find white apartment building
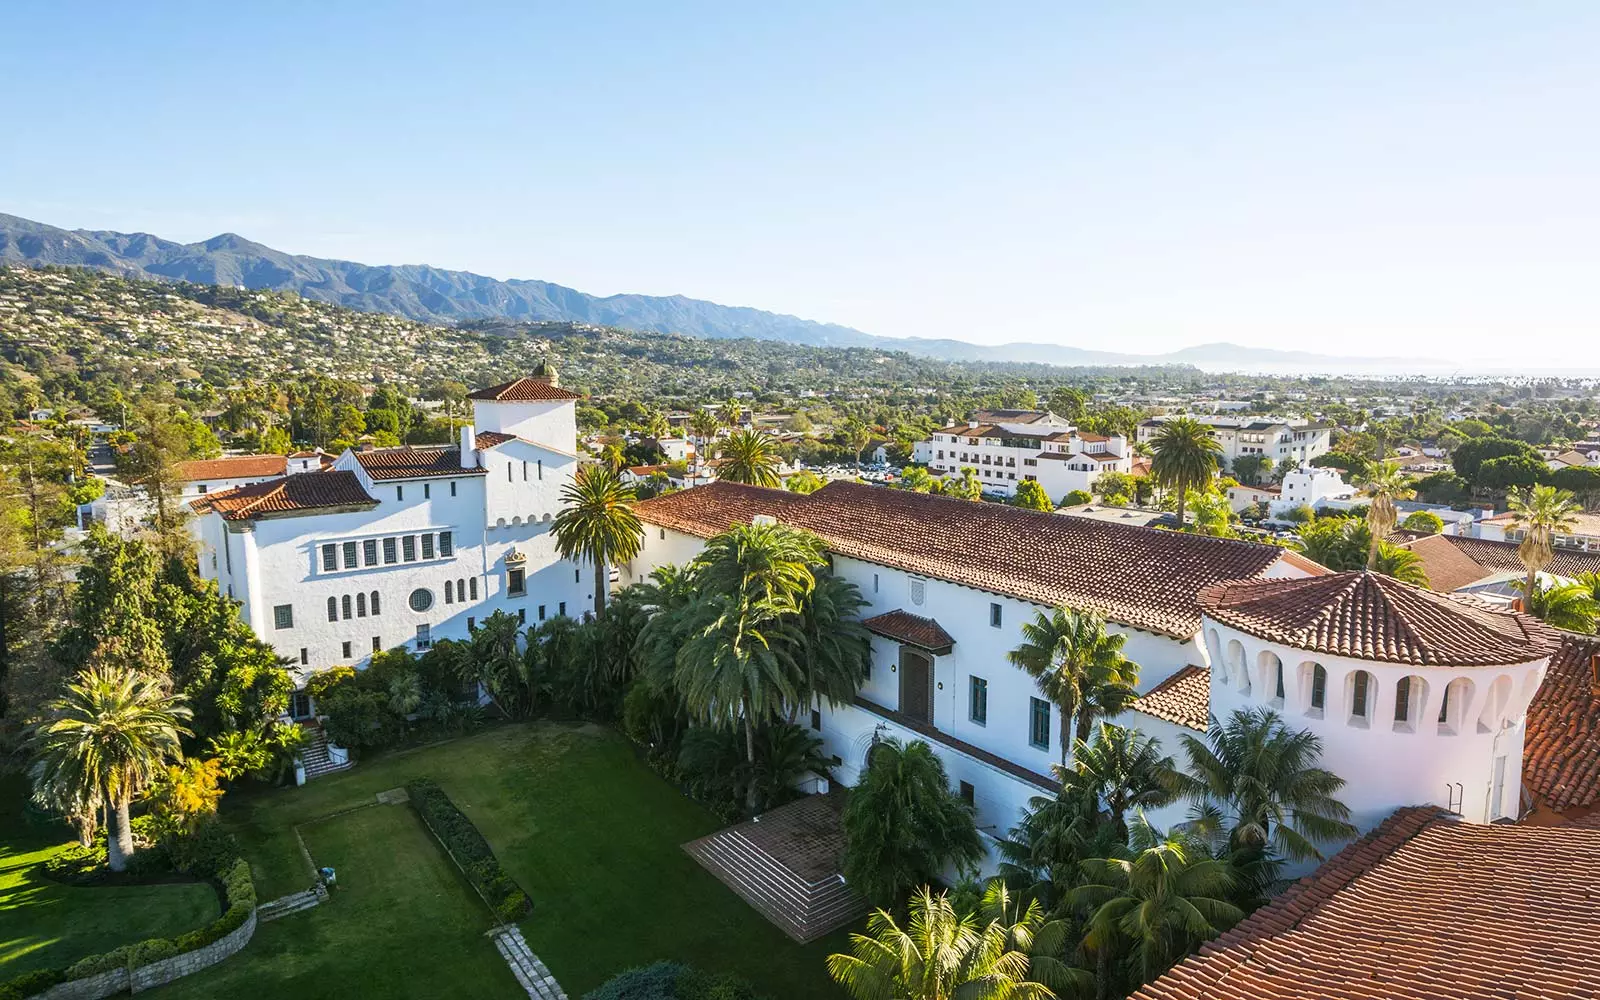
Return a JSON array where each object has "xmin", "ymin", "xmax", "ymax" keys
[
  {"xmin": 1137, "ymin": 414, "xmax": 1332, "ymax": 472},
  {"xmin": 628, "ymin": 481, "xmax": 1563, "ymax": 875},
  {"xmin": 189, "ymin": 375, "xmax": 591, "ymax": 694},
  {"xmin": 921, "ymin": 410, "xmax": 1132, "ymax": 501}
]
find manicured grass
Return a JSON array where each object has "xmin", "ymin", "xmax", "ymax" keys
[
  {"xmin": 174, "ymin": 723, "xmax": 847, "ymax": 998},
  {"xmin": 0, "ymin": 775, "xmax": 218, "ymax": 978},
  {"xmin": 157, "ymin": 802, "xmax": 519, "ymax": 1000}
]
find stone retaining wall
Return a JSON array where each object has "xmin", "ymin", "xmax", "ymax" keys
[{"xmin": 34, "ymin": 910, "xmax": 257, "ymax": 1000}]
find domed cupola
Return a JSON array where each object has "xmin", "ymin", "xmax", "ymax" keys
[{"xmin": 1197, "ymin": 571, "xmax": 1563, "ymax": 829}]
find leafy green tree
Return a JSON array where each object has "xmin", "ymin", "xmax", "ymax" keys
[
  {"xmin": 1008, "ymin": 608, "xmax": 1139, "ymax": 759},
  {"xmin": 121, "ymin": 400, "xmax": 199, "ymax": 538},
  {"xmin": 1230, "ymin": 454, "xmax": 1271, "ymax": 485},
  {"xmin": 827, "ymin": 886, "xmax": 1058, "ymax": 1000},
  {"xmin": 1477, "ymin": 453, "xmax": 1546, "ymax": 492},
  {"xmin": 552, "ymin": 464, "xmax": 643, "ymax": 619},
  {"xmin": 1309, "ymin": 451, "xmax": 1372, "ymax": 482},
  {"xmin": 1412, "ymin": 470, "xmax": 1471, "ymax": 505},
  {"xmin": 1060, "ymin": 489, "xmax": 1092, "ymax": 507},
  {"xmin": 1507, "ymin": 484, "xmax": 1582, "ymax": 599},
  {"xmin": 1450, "ymin": 436, "xmax": 1539, "ymax": 482},
  {"xmin": 1069, "ymin": 820, "xmax": 1242, "ymax": 993},
  {"xmin": 717, "ymin": 429, "xmax": 783, "ymax": 487},
  {"xmin": 841, "ymin": 739, "xmax": 983, "ymax": 906},
  {"xmin": 786, "ymin": 468, "xmax": 825, "ymax": 494},
  {"xmin": 1149, "ymin": 418, "xmax": 1221, "ymax": 529},
  {"xmin": 899, "ymin": 466, "xmax": 934, "ymax": 493},
  {"xmin": 947, "ymin": 467, "xmax": 983, "ymax": 501},
  {"xmin": 841, "ymin": 418, "xmax": 873, "ymax": 470},
  {"xmin": 1173, "ymin": 707, "xmax": 1356, "ymax": 863},
  {"xmin": 1092, "ymin": 471, "xmax": 1134, "ymax": 505},
  {"xmin": 29, "ymin": 665, "xmax": 191, "ymax": 870},
  {"xmin": 1013, "ymin": 480, "xmax": 1054, "ymax": 512},
  {"xmin": 1400, "ymin": 510, "xmax": 1444, "ymax": 534}
]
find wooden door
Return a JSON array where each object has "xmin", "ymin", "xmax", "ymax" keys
[{"xmin": 899, "ymin": 648, "xmax": 933, "ymax": 724}]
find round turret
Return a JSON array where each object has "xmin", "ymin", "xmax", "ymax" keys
[{"xmin": 1197, "ymin": 571, "xmax": 1563, "ymax": 831}]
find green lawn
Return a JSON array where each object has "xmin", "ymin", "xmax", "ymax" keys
[
  {"xmin": 163, "ymin": 723, "xmax": 847, "ymax": 998},
  {"xmin": 0, "ymin": 775, "xmax": 218, "ymax": 978}
]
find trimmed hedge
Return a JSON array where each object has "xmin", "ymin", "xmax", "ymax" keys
[
  {"xmin": 406, "ymin": 778, "xmax": 532, "ymax": 922},
  {"xmin": 0, "ymin": 857, "xmax": 254, "ymax": 999},
  {"xmin": 583, "ymin": 963, "xmax": 769, "ymax": 1000}
]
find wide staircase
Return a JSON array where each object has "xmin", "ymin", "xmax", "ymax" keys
[
  {"xmin": 298, "ymin": 722, "xmax": 352, "ymax": 782},
  {"xmin": 683, "ymin": 795, "xmax": 865, "ymax": 943}
]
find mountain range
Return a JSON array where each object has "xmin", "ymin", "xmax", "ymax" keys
[{"xmin": 0, "ymin": 212, "xmax": 1441, "ymax": 371}]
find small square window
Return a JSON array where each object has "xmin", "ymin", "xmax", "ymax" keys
[
  {"xmin": 959, "ymin": 781, "xmax": 975, "ymax": 806},
  {"xmin": 342, "ymin": 641, "xmax": 352, "ymax": 659},
  {"xmin": 273, "ymin": 604, "xmax": 294, "ymax": 630},
  {"xmin": 989, "ymin": 603, "xmax": 1002, "ymax": 628}
]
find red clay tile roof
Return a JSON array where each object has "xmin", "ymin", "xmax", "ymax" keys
[
  {"xmin": 467, "ymin": 376, "xmax": 581, "ymax": 402},
  {"xmin": 861, "ymin": 610, "xmax": 956, "ymax": 653},
  {"xmin": 1132, "ymin": 806, "xmax": 1600, "ymax": 1000},
  {"xmin": 1127, "ymin": 665, "xmax": 1210, "ymax": 731},
  {"xmin": 1523, "ymin": 636, "xmax": 1600, "ymax": 814},
  {"xmin": 474, "ymin": 431, "xmax": 516, "ymax": 448},
  {"xmin": 190, "ymin": 471, "xmax": 376, "ymax": 521},
  {"xmin": 1199, "ymin": 571, "xmax": 1563, "ymax": 667},
  {"xmin": 1405, "ymin": 533, "xmax": 1600, "ymax": 582},
  {"xmin": 1274, "ymin": 549, "xmax": 1330, "ymax": 576},
  {"xmin": 634, "ymin": 481, "xmax": 1296, "ymax": 638},
  {"xmin": 1397, "ymin": 533, "xmax": 1501, "ymax": 591},
  {"xmin": 175, "ymin": 454, "xmax": 287, "ymax": 481},
  {"xmin": 354, "ymin": 446, "xmax": 487, "ymax": 480}
]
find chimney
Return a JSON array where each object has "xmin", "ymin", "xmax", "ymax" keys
[{"xmin": 458, "ymin": 424, "xmax": 477, "ymax": 469}]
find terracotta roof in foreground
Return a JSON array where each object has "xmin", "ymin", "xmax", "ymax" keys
[
  {"xmin": 467, "ymin": 376, "xmax": 582, "ymax": 402},
  {"xmin": 354, "ymin": 446, "xmax": 487, "ymax": 480},
  {"xmin": 175, "ymin": 454, "xmax": 287, "ymax": 481},
  {"xmin": 860, "ymin": 610, "xmax": 955, "ymax": 653},
  {"xmin": 1523, "ymin": 636, "xmax": 1600, "ymax": 814},
  {"xmin": 1127, "ymin": 665, "xmax": 1210, "ymax": 731},
  {"xmin": 190, "ymin": 471, "xmax": 376, "ymax": 521},
  {"xmin": 634, "ymin": 481, "xmax": 1295, "ymax": 638},
  {"xmin": 1131, "ymin": 807, "xmax": 1600, "ymax": 1000},
  {"xmin": 1198, "ymin": 571, "xmax": 1562, "ymax": 667}
]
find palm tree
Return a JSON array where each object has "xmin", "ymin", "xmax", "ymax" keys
[
  {"xmin": 599, "ymin": 441, "xmax": 626, "ymax": 471},
  {"xmin": 1507, "ymin": 485, "xmax": 1582, "ymax": 601},
  {"xmin": 689, "ymin": 409, "xmax": 720, "ymax": 479},
  {"xmin": 1008, "ymin": 608, "xmax": 1139, "ymax": 762},
  {"xmin": 716, "ymin": 428, "xmax": 783, "ymax": 487},
  {"xmin": 1068, "ymin": 723, "xmax": 1177, "ymax": 842},
  {"xmin": 828, "ymin": 887, "xmax": 1057, "ymax": 1000},
  {"xmin": 29, "ymin": 666, "xmax": 192, "ymax": 871},
  {"xmin": 1361, "ymin": 462, "xmax": 1415, "ymax": 568},
  {"xmin": 1369, "ymin": 542, "xmax": 1430, "ymax": 586},
  {"xmin": 1173, "ymin": 707, "xmax": 1357, "ymax": 863},
  {"xmin": 1069, "ymin": 820, "xmax": 1243, "ymax": 993},
  {"xmin": 791, "ymin": 572, "xmax": 871, "ymax": 715},
  {"xmin": 1579, "ymin": 571, "xmax": 1600, "ymax": 603},
  {"xmin": 842, "ymin": 418, "xmax": 873, "ymax": 471},
  {"xmin": 552, "ymin": 464, "xmax": 643, "ymax": 619},
  {"xmin": 1513, "ymin": 578, "xmax": 1600, "ymax": 634},
  {"xmin": 1149, "ymin": 418, "xmax": 1221, "ymax": 529}
]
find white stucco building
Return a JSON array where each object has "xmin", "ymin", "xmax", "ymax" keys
[
  {"xmin": 920, "ymin": 410, "xmax": 1133, "ymax": 501},
  {"xmin": 188, "ymin": 374, "xmax": 591, "ymax": 702},
  {"xmin": 1138, "ymin": 415, "xmax": 1332, "ymax": 472}
]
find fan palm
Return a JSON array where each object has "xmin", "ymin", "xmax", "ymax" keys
[
  {"xmin": 716, "ymin": 428, "xmax": 783, "ymax": 487},
  {"xmin": 1149, "ymin": 418, "xmax": 1221, "ymax": 529},
  {"xmin": 1069, "ymin": 820, "xmax": 1243, "ymax": 992},
  {"xmin": 1173, "ymin": 707, "xmax": 1356, "ymax": 862},
  {"xmin": 1069, "ymin": 723, "xmax": 1178, "ymax": 841},
  {"xmin": 552, "ymin": 463, "xmax": 643, "ymax": 619},
  {"xmin": 1513, "ymin": 578, "xmax": 1600, "ymax": 634},
  {"xmin": 828, "ymin": 887, "xmax": 1056, "ymax": 1000},
  {"xmin": 1507, "ymin": 484, "xmax": 1582, "ymax": 601},
  {"xmin": 1008, "ymin": 608, "xmax": 1139, "ymax": 763},
  {"xmin": 599, "ymin": 441, "xmax": 626, "ymax": 471},
  {"xmin": 1361, "ymin": 462, "xmax": 1415, "ymax": 568},
  {"xmin": 29, "ymin": 665, "xmax": 192, "ymax": 870},
  {"xmin": 1369, "ymin": 542, "xmax": 1430, "ymax": 587}
]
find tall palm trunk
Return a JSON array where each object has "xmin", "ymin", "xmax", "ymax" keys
[
  {"xmin": 1174, "ymin": 476, "xmax": 1188, "ymax": 529},
  {"xmin": 593, "ymin": 553, "xmax": 607, "ymax": 620},
  {"xmin": 105, "ymin": 793, "xmax": 132, "ymax": 872},
  {"xmin": 743, "ymin": 706, "xmax": 759, "ymax": 813},
  {"xmin": 1075, "ymin": 708, "xmax": 1096, "ymax": 749}
]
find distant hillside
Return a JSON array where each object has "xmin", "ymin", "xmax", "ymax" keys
[{"xmin": 0, "ymin": 212, "xmax": 1443, "ymax": 371}]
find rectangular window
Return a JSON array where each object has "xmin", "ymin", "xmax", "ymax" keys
[
  {"xmin": 1394, "ymin": 676, "xmax": 1411, "ymax": 723},
  {"xmin": 342, "ymin": 541, "xmax": 358, "ymax": 569},
  {"xmin": 1311, "ymin": 668, "xmax": 1327, "ymax": 711},
  {"xmin": 538, "ymin": 604, "xmax": 546, "ymax": 621},
  {"xmin": 969, "ymin": 676, "xmax": 988, "ymax": 725},
  {"xmin": 342, "ymin": 595, "xmax": 352, "ymax": 620},
  {"xmin": 397, "ymin": 486, "xmax": 404, "ymax": 501},
  {"xmin": 811, "ymin": 708, "xmax": 822, "ymax": 732},
  {"xmin": 518, "ymin": 608, "xmax": 527, "ymax": 624},
  {"xmin": 424, "ymin": 484, "xmax": 431, "ymax": 499},
  {"xmin": 321, "ymin": 543, "xmax": 337, "ymax": 572},
  {"xmin": 1352, "ymin": 672, "xmax": 1369, "ymax": 718},
  {"xmin": 1028, "ymin": 697, "xmax": 1050, "ymax": 751},
  {"xmin": 357, "ymin": 592, "xmax": 367, "ymax": 617},
  {"xmin": 873, "ymin": 573, "xmax": 879, "ymax": 593},
  {"xmin": 469, "ymin": 578, "xmax": 478, "ymax": 600},
  {"xmin": 342, "ymin": 641, "xmax": 352, "ymax": 658},
  {"xmin": 371, "ymin": 592, "xmax": 381, "ymax": 616},
  {"xmin": 363, "ymin": 539, "xmax": 378, "ymax": 566},
  {"xmin": 445, "ymin": 581, "xmax": 454, "ymax": 604},
  {"xmin": 537, "ymin": 460, "xmax": 542, "ymax": 480},
  {"xmin": 383, "ymin": 537, "xmax": 398, "ymax": 564},
  {"xmin": 416, "ymin": 624, "xmax": 432, "ymax": 649},
  {"xmin": 299, "ymin": 648, "xmax": 308, "ymax": 665},
  {"xmin": 273, "ymin": 604, "xmax": 294, "ymax": 630},
  {"xmin": 959, "ymin": 781, "xmax": 975, "ymax": 806},
  {"xmin": 438, "ymin": 531, "xmax": 453, "ymax": 557},
  {"xmin": 558, "ymin": 601, "xmax": 566, "ymax": 617},
  {"xmin": 509, "ymin": 568, "xmax": 526, "ymax": 596},
  {"xmin": 507, "ymin": 462, "xmax": 513, "ymax": 481},
  {"xmin": 523, "ymin": 460, "xmax": 528, "ymax": 480},
  {"xmin": 372, "ymin": 636, "xmax": 382, "ymax": 652},
  {"xmin": 467, "ymin": 616, "xmax": 475, "ymax": 631},
  {"xmin": 421, "ymin": 534, "xmax": 435, "ymax": 559},
  {"xmin": 197, "ymin": 484, "xmax": 208, "ymax": 494},
  {"xmin": 989, "ymin": 603, "xmax": 1002, "ymax": 628},
  {"xmin": 402, "ymin": 536, "xmax": 417, "ymax": 562}
]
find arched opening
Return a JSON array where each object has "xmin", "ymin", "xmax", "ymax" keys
[
  {"xmin": 1257, "ymin": 651, "xmax": 1284, "ymax": 708},
  {"xmin": 1476, "ymin": 674, "xmax": 1513, "ymax": 734},
  {"xmin": 1346, "ymin": 669, "xmax": 1375, "ymax": 728},
  {"xmin": 1437, "ymin": 676, "xmax": 1474, "ymax": 735},
  {"xmin": 1392, "ymin": 675, "xmax": 1428, "ymax": 734},
  {"xmin": 1205, "ymin": 628, "xmax": 1222, "ymax": 670},
  {"xmin": 1227, "ymin": 639, "xmax": 1249, "ymax": 694},
  {"xmin": 1299, "ymin": 662, "xmax": 1327, "ymax": 719}
]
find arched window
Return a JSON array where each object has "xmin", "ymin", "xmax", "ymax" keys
[
  {"xmin": 341, "ymin": 594, "xmax": 352, "ymax": 620},
  {"xmin": 1477, "ymin": 675, "xmax": 1512, "ymax": 733},
  {"xmin": 1347, "ymin": 669, "xmax": 1375, "ymax": 727},
  {"xmin": 1437, "ymin": 676, "xmax": 1473, "ymax": 734},
  {"xmin": 356, "ymin": 592, "xmax": 367, "ymax": 617},
  {"xmin": 1393, "ymin": 675, "xmax": 1428, "ymax": 733},
  {"xmin": 445, "ymin": 580, "xmax": 454, "ymax": 604},
  {"xmin": 469, "ymin": 578, "xmax": 478, "ymax": 600},
  {"xmin": 1227, "ymin": 640, "xmax": 1249, "ymax": 694},
  {"xmin": 458, "ymin": 578, "xmax": 467, "ymax": 602},
  {"xmin": 1205, "ymin": 628, "xmax": 1222, "ymax": 668},
  {"xmin": 370, "ymin": 591, "xmax": 381, "ymax": 617},
  {"xmin": 1257, "ymin": 651, "xmax": 1283, "ymax": 707},
  {"xmin": 1300, "ymin": 662, "xmax": 1327, "ymax": 718},
  {"xmin": 327, "ymin": 596, "xmax": 337, "ymax": 622}
]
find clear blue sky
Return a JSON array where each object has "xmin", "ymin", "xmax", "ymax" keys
[{"xmin": 4, "ymin": 2, "xmax": 1597, "ymax": 362}]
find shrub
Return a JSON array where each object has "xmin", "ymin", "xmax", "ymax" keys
[
  {"xmin": 65, "ymin": 944, "xmax": 134, "ymax": 980},
  {"xmin": 674, "ymin": 967, "xmax": 766, "ymax": 1000},
  {"xmin": 584, "ymin": 963, "xmax": 683, "ymax": 1000},
  {"xmin": 128, "ymin": 938, "xmax": 179, "ymax": 968},
  {"xmin": 1401, "ymin": 510, "xmax": 1445, "ymax": 535},
  {"xmin": 1060, "ymin": 489, "xmax": 1092, "ymax": 506},
  {"xmin": 407, "ymin": 778, "xmax": 532, "ymax": 921},
  {"xmin": 0, "ymin": 968, "xmax": 65, "ymax": 1000}
]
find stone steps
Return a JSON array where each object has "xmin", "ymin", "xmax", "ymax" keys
[
  {"xmin": 256, "ymin": 886, "xmax": 325, "ymax": 922},
  {"xmin": 298, "ymin": 725, "xmax": 352, "ymax": 781},
  {"xmin": 491, "ymin": 925, "xmax": 567, "ymax": 1000},
  {"xmin": 685, "ymin": 829, "xmax": 864, "ymax": 943}
]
